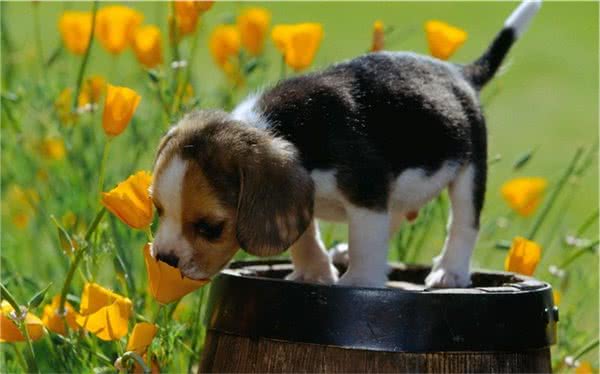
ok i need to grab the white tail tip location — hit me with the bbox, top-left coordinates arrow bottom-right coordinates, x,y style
504,0 -> 542,37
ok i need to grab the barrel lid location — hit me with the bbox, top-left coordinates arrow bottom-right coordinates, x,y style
205,260 -> 557,353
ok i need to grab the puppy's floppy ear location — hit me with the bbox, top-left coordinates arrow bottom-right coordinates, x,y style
235,139 -> 314,257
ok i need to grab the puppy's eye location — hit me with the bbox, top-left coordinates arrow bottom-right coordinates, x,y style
193,219 -> 224,241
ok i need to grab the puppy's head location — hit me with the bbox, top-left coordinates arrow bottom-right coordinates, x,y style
151,110 -> 314,280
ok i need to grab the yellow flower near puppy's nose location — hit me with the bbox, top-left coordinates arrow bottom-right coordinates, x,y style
173,0 -> 213,38
425,20 -> 467,60
126,322 -> 158,355
237,8 -> 271,56
95,5 -> 143,54
132,25 -> 163,69
271,23 -> 323,71
41,295 -> 79,336
144,244 -> 209,304
504,236 -> 542,276
101,171 -> 153,229
0,300 -> 45,342
501,177 -> 548,217
58,11 -> 93,55
75,283 -> 132,341
102,84 -> 141,137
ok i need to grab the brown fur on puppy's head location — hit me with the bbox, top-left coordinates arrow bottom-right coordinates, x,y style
151,110 -> 314,280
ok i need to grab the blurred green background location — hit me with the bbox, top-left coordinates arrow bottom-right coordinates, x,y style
2,1 -> 598,370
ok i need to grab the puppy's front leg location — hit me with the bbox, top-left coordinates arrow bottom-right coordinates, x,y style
338,206 -> 390,287
285,220 -> 339,284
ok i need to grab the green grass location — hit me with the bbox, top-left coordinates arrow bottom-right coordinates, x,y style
1,1 -> 598,373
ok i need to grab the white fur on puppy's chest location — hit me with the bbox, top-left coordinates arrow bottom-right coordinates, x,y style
311,162 -> 459,220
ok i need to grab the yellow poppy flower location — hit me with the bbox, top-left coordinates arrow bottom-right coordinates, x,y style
501,177 -> 548,217
58,11 -> 93,55
504,236 -> 542,276
371,20 -> 385,52
0,300 -> 45,343
126,322 -> 157,355
271,23 -> 323,71
209,25 -> 241,68
237,8 -> 271,56
424,20 -> 467,60
75,283 -> 132,341
96,5 -> 143,54
132,25 -> 163,69
575,361 -> 594,374
173,1 -> 213,37
40,138 -> 66,161
101,171 -> 153,229
78,75 -> 106,109
55,87 -> 76,125
41,295 -> 79,336
144,244 -> 209,304
102,84 -> 141,137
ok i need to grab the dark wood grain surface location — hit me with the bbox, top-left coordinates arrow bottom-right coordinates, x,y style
200,330 -> 552,373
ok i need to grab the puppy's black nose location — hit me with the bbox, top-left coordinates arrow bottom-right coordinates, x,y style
156,252 -> 179,268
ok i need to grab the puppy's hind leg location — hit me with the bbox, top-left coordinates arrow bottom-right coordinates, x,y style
426,164 -> 483,288
285,220 -> 339,284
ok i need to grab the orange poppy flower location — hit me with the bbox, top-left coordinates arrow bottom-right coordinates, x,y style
41,295 -> 79,336
504,236 -> 542,276
58,11 -> 93,55
126,322 -> 158,355
237,8 -> 271,56
101,171 -> 153,229
102,84 -> 141,137
501,177 -> 548,217
75,283 -> 132,341
132,25 -> 163,69
271,23 -> 323,71
144,244 -> 209,304
371,20 -> 385,52
424,20 -> 467,60
0,300 -> 45,342
95,5 -> 143,54
173,1 -> 213,37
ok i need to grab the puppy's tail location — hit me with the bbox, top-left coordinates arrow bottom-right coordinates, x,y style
462,0 -> 542,89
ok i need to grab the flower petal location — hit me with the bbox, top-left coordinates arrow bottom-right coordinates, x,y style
126,322 -> 158,354
144,244 -> 209,304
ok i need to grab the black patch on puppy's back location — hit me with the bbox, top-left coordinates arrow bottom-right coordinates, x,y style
258,52 -> 484,210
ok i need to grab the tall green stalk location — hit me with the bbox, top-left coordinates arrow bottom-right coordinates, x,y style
58,208 -> 106,315
72,0 -> 98,111
527,148 -> 583,241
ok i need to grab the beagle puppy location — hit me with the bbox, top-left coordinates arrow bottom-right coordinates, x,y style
150,0 -> 541,288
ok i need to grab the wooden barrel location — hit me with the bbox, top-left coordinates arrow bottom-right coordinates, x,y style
200,260 -> 557,373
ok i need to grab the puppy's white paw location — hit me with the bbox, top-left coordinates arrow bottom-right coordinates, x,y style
285,262 -> 339,285
425,266 -> 471,288
337,272 -> 387,288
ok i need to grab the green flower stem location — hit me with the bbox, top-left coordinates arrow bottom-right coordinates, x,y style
58,208 -> 106,316
12,345 -> 28,372
172,25 -> 201,115
558,240 -> 599,269
144,226 -> 154,242
572,338 -> 599,362
72,0 -> 98,111
97,139 -> 112,197
120,351 -> 151,374
576,208 -> 599,237
527,148 -> 583,241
